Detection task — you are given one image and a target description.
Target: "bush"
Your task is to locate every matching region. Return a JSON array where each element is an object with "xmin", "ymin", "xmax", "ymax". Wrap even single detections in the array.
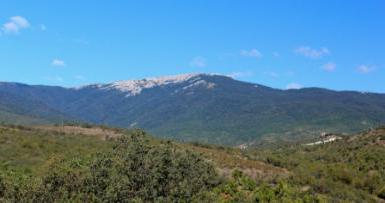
[
  {"xmin": 85, "ymin": 130, "xmax": 220, "ymax": 202},
  {"xmin": 377, "ymin": 186, "xmax": 385, "ymax": 200},
  {"xmin": 0, "ymin": 176, "xmax": 5, "ymax": 198},
  {"xmin": 2, "ymin": 130, "xmax": 220, "ymax": 202}
]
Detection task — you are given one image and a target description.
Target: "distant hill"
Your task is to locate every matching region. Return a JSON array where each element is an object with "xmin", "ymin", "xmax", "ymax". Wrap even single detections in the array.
[
  {"xmin": 1, "ymin": 73, "xmax": 385, "ymax": 145},
  {"xmin": 0, "ymin": 84, "xmax": 73, "ymax": 124}
]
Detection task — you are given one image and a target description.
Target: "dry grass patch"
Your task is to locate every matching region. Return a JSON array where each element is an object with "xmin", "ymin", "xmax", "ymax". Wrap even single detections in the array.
[{"xmin": 34, "ymin": 125, "xmax": 124, "ymax": 140}]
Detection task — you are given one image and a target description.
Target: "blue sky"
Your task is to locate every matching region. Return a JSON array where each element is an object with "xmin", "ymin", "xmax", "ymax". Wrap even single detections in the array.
[{"xmin": 1, "ymin": 1, "xmax": 384, "ymax": 92}]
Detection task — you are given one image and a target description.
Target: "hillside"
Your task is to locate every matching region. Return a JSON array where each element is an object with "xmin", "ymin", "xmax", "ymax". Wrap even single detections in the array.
[
  {"xmin": 0, "ymin": 125, "xmax": 284, "ymax": 180},
  {"xmin": 0, "ymin": 125, "xmax": 384, "ymax": 202},
  {"xmin": 0, "ymin": 125, "xmax": 291, "ymax": 202},
  {"xmin": 0, "ymin": 83, "xmax": 76, "ymax": 125},
  {"xmin": 247, "ymin": 126, "xmax": 385, "ymax": 202},
  {"xmin": 1, "ymin": 74, "xmax": 385, "ymax": 145}
]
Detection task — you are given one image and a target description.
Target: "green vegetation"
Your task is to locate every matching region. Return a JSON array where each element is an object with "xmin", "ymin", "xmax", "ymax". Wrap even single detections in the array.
[
  {"xmin": 2, "ymin": 76, "xmax": 385, "ymax": 146},
  {"xmin": 0, "ymin": 124, "xmax": 385, "ymax": 202},
  {"xmin": 247, "ymin": 127, "xmax": 385, "ymax": 201}
]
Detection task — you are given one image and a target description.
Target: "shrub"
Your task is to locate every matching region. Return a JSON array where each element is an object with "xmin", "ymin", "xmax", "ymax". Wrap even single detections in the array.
[
  {"xmin": 7, "ymin": 130, "xmax": 221, "ymax": 202},
  {"xmin": 377, "ymin": 186, "xmax": 385, "ymax": 200},
  {"xmin": 0, "ymin": 176, "xmax": 5, "ymax": 198},
  {"xmin": 85, "ymin": 130, "xmax": 220, "ymax": 201}
]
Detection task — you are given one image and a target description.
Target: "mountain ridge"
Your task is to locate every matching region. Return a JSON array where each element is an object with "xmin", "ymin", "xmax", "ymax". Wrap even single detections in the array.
[
  {"xmin": 1, "ymin": 73, "xmax": 385, "ymax": 145},
  {"xmin": 2, "ymin": 72, "xmax": 383, "ymax": 94}
]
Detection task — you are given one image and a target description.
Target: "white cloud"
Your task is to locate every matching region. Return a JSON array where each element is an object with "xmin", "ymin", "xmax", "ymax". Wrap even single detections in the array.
[
  {"xmin": 2, "ymin": 16, "xmax": 30, "ymax": 34},
  {"xmin": 3, "ymin": 22, "xmax": 19, "ymax": 33},
  {"xmin": 10, "ymin": 16, "xmax": 29, "ymax": 27},
  {"xmin": 51, "ymin": 59, "xmax": 66, "ymax": 67},
  {"xmin": 295, "ymin": 46, "xmax": 329, "ymax": 59},
  {"xmin": 357, "ymin": 65, "xmax": 374, "ymax": 74},
  {"xmin": 227, "ymin": 71, "xmax": 254, "ymax": 79},
  {"xmin": 190, "ymin": 56, "xmax": 206, "ymax": 67},
  {"xmin": 322, "ymin": 62, "xmax": 336, "ymax": 72},
  {"xmin": 273, "ymin": 52, "xmax": 280, "ymax": 57},
  {"xmin": 240, "ymin": 49, "xmax": 262, "ymax": 58},
  {"xmin": 286, "ymin": 83, "xmax": 303, "ymax": 90}
]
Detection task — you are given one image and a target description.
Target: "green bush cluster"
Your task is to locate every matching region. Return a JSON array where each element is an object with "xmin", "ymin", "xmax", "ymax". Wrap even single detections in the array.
[
  {"xmin": 204, "ymin": 170, "xmax": 321, "ymax": 202},
  {"xmin": 0, "ymin": 130, "xmax": 220, "ymax": 202}
]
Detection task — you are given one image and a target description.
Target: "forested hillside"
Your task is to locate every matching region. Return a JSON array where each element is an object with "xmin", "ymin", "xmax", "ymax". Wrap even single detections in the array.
[{"xmin": 1, "ymin": 74, "xmax": 385, "ymax": 145}]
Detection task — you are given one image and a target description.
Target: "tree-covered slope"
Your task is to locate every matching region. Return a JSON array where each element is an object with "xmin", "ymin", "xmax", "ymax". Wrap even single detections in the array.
[
  {"xmin": 0, "ymin": 84, "xmax": 74, "ymax": 124},
  {"xmin": 1, "ymin": 74, "xmax": 385, "ymax": 145}
]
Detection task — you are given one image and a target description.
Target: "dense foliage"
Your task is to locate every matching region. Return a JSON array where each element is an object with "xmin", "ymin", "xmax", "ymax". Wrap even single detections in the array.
[
  {"xmin": 0, "ymin": 128, "xmax": 220, "ymax": 202},
  {"xmin": 1, "ymin": 125, "xmax": 385, "ymax": 202}
]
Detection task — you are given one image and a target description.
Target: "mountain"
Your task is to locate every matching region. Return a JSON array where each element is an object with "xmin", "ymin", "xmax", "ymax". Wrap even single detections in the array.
[
  {"xmin": 1, "ymin": 73, "xmax": 385, "ymax": 145},
  {"xmin": 0, "ymin": 83, "xmax": 75, "ymax": 125}
]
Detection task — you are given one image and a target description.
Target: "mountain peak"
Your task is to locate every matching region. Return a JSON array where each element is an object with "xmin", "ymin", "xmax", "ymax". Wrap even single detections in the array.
[
  {"xmin": 110, "ymin": 73, "xmax": 201, "ymax": 96},
  {"xmin": 143, "ymin": 73, "xmax": 202, "ymax": 83},
  {"xmin": 86, "ymin": 73, "xmax": 219, "ymax": 96}
]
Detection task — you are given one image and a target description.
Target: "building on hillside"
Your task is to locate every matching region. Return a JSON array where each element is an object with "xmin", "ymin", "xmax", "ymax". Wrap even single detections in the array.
[{"xmin": 305, "ymin": 132, "xmax": 342, "ymax": 146}]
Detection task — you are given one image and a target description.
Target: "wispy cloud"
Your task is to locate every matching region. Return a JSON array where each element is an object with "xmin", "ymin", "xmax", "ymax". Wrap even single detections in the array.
[
  {"xmin": 286, "ymin": 83, "xmax": 303, "ymax": 90},
  {"xmin": 51, "ymin": 59, "xmax": 66, "ymax": 67},
  {"xmin": 2, "ymin": 16, "xmax": 30, "ymax": 34},
  {"xmin": 322, "ymin": 62, "xmax": 336, "ymax": 72},
  {"xmin": 227, "ymin": 71, "xmax": 254, "ymax": 79},
  {"xmin": 295, "ymin": 46, "xmax": 329, "ymax": 59},
  {"xmin": 240, "ymin": 49, "xmax": 262, "ymax": 58},
  {"xmin": 190, "ymin": 56, "xmax": 206, "ymax": 67},
  {"xmin": 357, "ymin": 65, "xmax": 374, "ymax": 74},
  {"xmin": 273, "ymin": 52, "xmax": 280, "ymax": 57}
]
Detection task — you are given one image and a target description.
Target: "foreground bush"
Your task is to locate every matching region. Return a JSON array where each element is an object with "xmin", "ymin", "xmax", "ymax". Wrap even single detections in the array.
[
  {"xmin": 84, "ymin": 130, "xmax": 220, "ymax": 202},
  {"xmin": 1, "ymin": 130, "xmax": 220, "ymax": 202},
  {"xmin": 198, "ymin": 170, "xmax": 321, "ymax": 203}
]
